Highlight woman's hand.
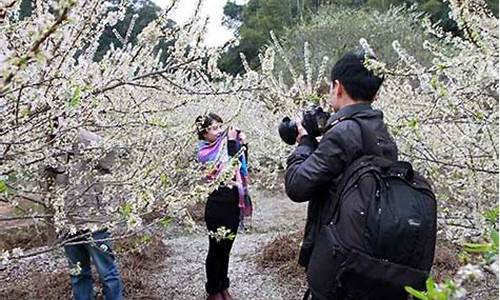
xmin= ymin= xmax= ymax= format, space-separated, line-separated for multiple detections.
xmin=238 ymin=131 xmax=247 ymax=144
xmin=228 ymin=126 xmax=238 ymax=140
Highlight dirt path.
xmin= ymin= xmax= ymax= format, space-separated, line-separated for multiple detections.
xmin=0 ymin=189 xmax=309 ymax=299
xmin=3 ymin=189 xmax=497 ymax=300
xmin=155 ymin=189 xmax=308 ymax=300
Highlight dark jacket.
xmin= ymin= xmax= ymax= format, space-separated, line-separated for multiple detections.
xmin=285 ymin=103 xmax=398 ymax=267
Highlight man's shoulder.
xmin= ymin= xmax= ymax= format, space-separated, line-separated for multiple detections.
xmin=324 ymin=118 xmax=362 ymax=139
xmin=317 ymin=119 xmax=364 ymax=154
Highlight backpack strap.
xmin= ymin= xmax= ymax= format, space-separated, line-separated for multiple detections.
xmin=326 ymin=115 xmax=382 ymax=157
xmin=326 ymin=158 xmax=380 ymax=225
xmin=323 ymin=114 xmax=384 ymax=225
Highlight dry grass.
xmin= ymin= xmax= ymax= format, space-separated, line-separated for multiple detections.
xmin=431 ymin=239 xmax=462 ymax=282
xmin=0 ymin=235 xmax=169 ymax=300
xmin=119 ymin=235 xmax=170 ymax=298
xmin=0 ymin=270 xmax=72 ymax=300
xmin=186 ymin=200 xmax=205 ymax=223
xmin=256 ymin=231 xmax=472 ymax=295
xmin=256 ymin=231 xmax=306 ymax=286
xmin=0 ymin=225 xmax=51 ymax=251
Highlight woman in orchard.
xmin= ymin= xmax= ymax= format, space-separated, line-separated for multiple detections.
xmin=195 ymin=113 xmax=252 ymax=300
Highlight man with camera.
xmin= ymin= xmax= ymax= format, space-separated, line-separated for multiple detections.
xmin=284 ymin=51 xmax=436 ymax=300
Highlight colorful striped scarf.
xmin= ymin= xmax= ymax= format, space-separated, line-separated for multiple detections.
xmin=197 ymin=133 xmax=252 ymax=225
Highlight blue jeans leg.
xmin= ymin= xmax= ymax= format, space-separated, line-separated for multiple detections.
xmin=88 ymin=230 xmax=123 ymax=300
xmin=64 ymin=242 xmax=94 ymax=300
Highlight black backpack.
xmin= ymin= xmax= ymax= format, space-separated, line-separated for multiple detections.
xmin=306 ymin=116 xmax=437 ymax=300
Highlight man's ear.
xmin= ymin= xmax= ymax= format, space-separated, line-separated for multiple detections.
xmin=335 ymin=80 xmax=344 ymax=97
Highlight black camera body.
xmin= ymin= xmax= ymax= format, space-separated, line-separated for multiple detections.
xmin=278 ymin=105 xmax=331 ymax=145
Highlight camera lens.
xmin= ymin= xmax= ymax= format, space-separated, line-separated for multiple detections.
xmin=278 ymin=117 xmax=298 ymax=145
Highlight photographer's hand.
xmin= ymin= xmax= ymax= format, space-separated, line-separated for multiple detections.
xmin=295 ymin=117 xmax=308 ymax=144
xmin=228 ymin=126 xmax=238 ymax=140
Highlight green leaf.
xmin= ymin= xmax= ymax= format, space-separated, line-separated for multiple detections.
xmin=0 ymin=180 xmax=7 ymax=193
xmin=473 ymin=111 xmax=485 ymax=121
xmin=437 ymin=293 xmax=447 ymax=300
xmin=69 ymin=86 xmax=81 ymax=108
xmin=458 ymin=251 xmax=471 ymax=264
xmin=159 ymin=216 xmax=173 ymax=228
xmin=436 ymin=63 xmax=447 ymax=70
xmin=425 ymin=277 xmax=436 ymax=295
xmin=490 ymin=229 xmax=499 ymax=250
xmin=227 ymin=233 xmax=236 ymax=241
xmin=160 ymin=174 xmax=169 ymax=188
xmin=430 ymin=75 xmax=438 ymax=89
xmin=391 ymin=126 xmax=401 ymax=136
xmin=139 ymin=234 xmax=152 ymax=245
xmin=483 ymin=207 xmax=499 ymax=225
xmin=17 ymin=56 xmax=29 ymax=66
xmin=405 ymin=286 xmax=428 ymax=300
xmin=464 ymin=242 xmax=492 ymax=253
xmin=120 ymin=203 xmax=132 ymax=218
xmin=408 ymin=118 xmax=419 ymax=130
xmin=20 ymin=105 xmax=32 ymax=117
xmin=442 ymin=279 xmax=457 ymax=298
xmin=438 ymin=87 xmax=448 ymax=97
xmin=149 ymin=117 xmax=168 ymax=128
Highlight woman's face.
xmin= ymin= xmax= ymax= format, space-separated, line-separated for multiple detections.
xmin=203 ymin=121 xmax=223 ymax=143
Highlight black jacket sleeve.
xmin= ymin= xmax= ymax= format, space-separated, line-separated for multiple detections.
xmin=227 ymin=140 xmax=239 ymax=157
xmin=285 ymin=120 xmax=362 ymax=203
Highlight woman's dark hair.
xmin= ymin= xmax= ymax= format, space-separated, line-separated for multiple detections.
xmin=330 ymin=51 xmax=384 ymax=102
xmin=195 ymin=113 xmax=223 ymax=140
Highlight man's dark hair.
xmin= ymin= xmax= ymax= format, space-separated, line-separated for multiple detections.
xmin=330 ymin=51 xmax=384 ymax=102
xmin=195 ymin=112 xmax=223 ymax=140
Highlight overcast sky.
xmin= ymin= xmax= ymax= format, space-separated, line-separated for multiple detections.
xmin=151 ymin=0 xmax=243 ymax=47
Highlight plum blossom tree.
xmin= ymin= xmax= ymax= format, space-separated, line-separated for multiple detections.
xmin=0 ymin=0 xmax=276 ymax=262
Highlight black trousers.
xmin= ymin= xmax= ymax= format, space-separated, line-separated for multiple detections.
xmin=205 ymin=187 xmax=240 ymax=295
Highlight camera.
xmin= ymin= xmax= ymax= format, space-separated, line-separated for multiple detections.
xmin=278 ymin=105 xmax=331 ymax=145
